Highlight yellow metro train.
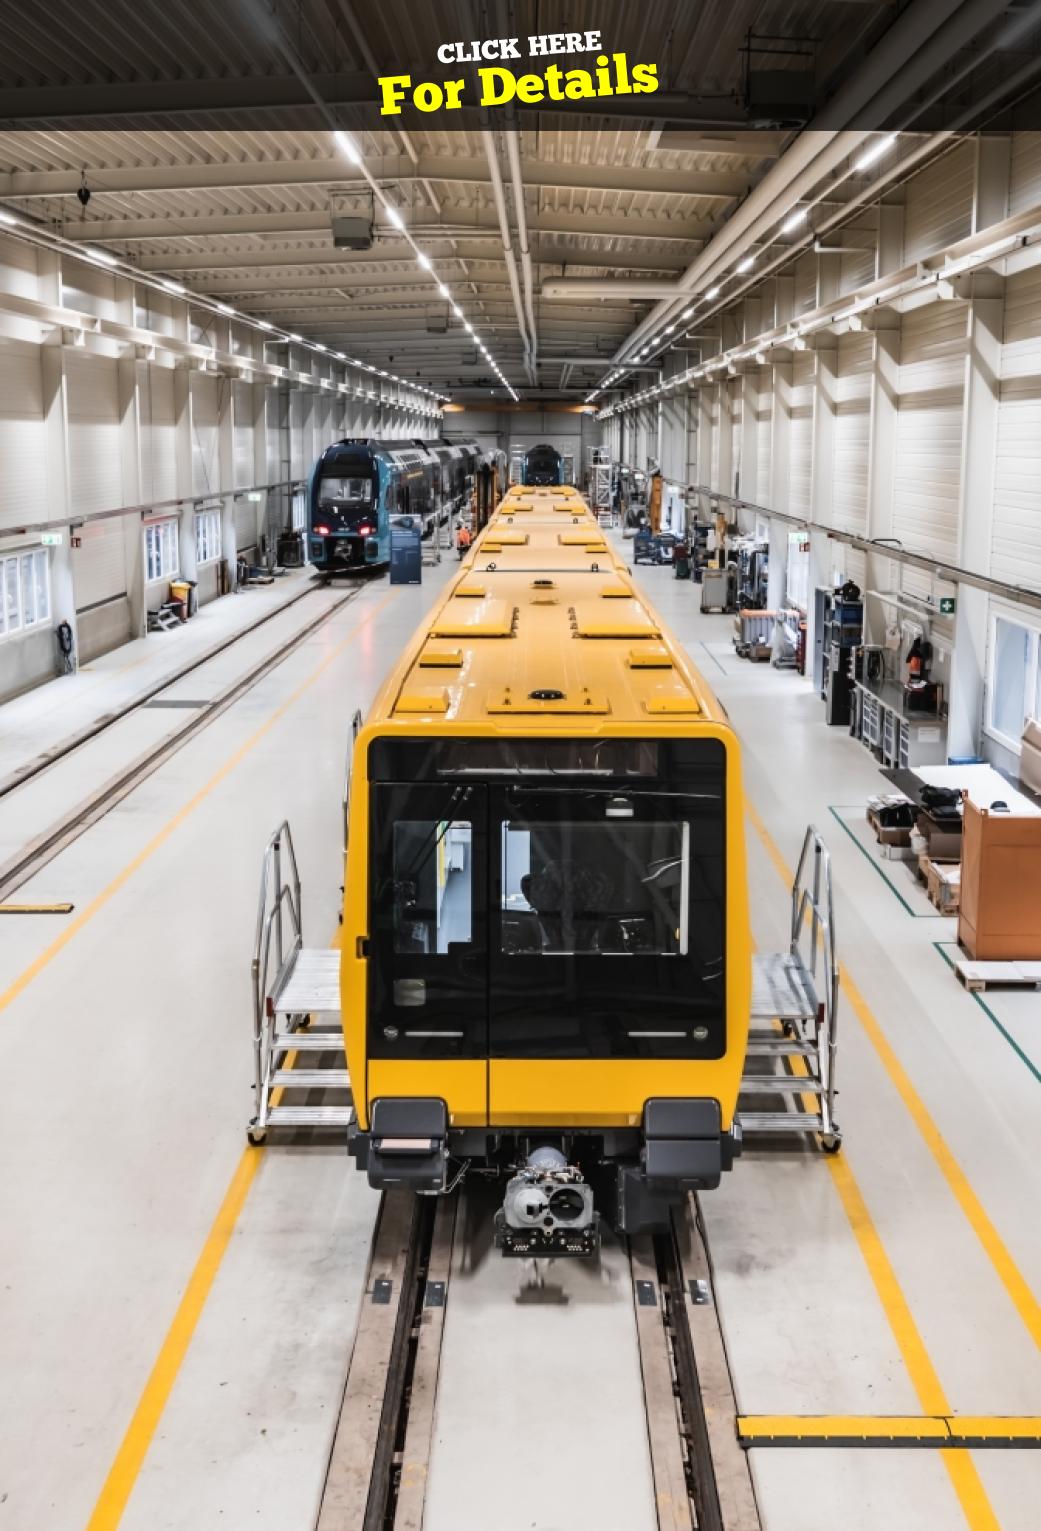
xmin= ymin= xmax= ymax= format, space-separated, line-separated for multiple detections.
xmin=341 ymin=483 xmax=750 ymax=1253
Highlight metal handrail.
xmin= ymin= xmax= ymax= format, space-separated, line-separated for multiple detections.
xmin=789 ymin=825 xmax=840 ymax=1138
xmin=250 ymin=821 xmax=303 ymax=1118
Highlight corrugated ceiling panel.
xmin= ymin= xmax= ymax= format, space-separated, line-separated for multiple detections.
xmin=994 ymin=265 xmax=1041 ymax=588
xmin=832 ymin=332 xmax=873 ymax=535
xmin=903 ymin=143 xmax=975 ymax=263
xmin=789 ymin=353 xmax=814 ymax=517
xmin=66 ymin=351 xmax=121 ymax=517
xmin=892 ymin=302 xmax=966 ymax=574
xmin=0 ymin=343 xmax=44 ymax=530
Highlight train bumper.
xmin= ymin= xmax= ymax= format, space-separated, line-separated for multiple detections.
xmin=309 ymin=534 xmax=381 ymax=567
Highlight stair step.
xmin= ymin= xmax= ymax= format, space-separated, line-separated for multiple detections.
xmin=738 ymin=1110 xmax=825 ymax=1134
xmin=271 ymin=947 xmax=342 ymax=1017
xmin=746 ymin=1040 xmax=817 ymax=1058
xmin=266 ymin=1105 xmax=355 ymax=1128
xmin=273 ymin=1031 xmax=345 ymax=1052
xmin=739 ymin=1074 xmax=822 ymax=1096
xmin=272 ymin=1068 xmax=350 ymax=1090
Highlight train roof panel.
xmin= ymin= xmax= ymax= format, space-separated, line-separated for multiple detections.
xmin=364 ymin=485 xmax=728 ymax=734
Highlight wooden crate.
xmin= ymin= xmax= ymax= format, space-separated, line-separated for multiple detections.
xmin=921 ymin=856 xmax=960 ymax=914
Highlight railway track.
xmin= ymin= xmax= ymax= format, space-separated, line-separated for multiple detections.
xmin=316 ymin=1187 xmax=761 ymax=1531
xmin=0 ymin=580 xmax=362 ymax=906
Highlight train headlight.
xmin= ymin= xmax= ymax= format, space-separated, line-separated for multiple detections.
xmin=315 ymin=523 xmax=331 ymax=535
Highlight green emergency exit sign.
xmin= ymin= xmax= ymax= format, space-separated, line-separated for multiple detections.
xmin=939 ymin=596 xmax=956 ymax=615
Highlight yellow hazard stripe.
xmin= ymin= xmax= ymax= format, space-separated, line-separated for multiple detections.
xmin=739 ymin=1415 xmax=1041 ymax=1446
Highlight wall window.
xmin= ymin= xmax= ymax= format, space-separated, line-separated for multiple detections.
xmin=0 ymin=548 xmax=50 ymax=640
xmin=145 ymin=520 xmax=179 ymax=583
xmin=195 ymin=509 xmax=222 ymax=565
xmin=987 ymin=613 xmax=1041 ymax=752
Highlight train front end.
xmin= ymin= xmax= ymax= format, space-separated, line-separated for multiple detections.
xmin=308 ymin=442 xmax=385 ymax=572
xmin=342 ymin=726 xmax=750 ymax=1252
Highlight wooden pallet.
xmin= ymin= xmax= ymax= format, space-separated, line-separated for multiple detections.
xmin=955 ymin=960 xmax=1041 ymax=992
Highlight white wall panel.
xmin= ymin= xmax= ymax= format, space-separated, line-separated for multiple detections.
xmin=794 ymin=253 xmax=817 ymax=316
xmin=789 ymin=353 xmax=814 ymax=517
xmin=140 ymin=364 xmax=176 ymax=505
xmin=1010 ymin=131 xmax=1041 ymax=216
xmin=892 ymin=302 xmax=966 ymax=573
xmin=0 ymin=343 xmax=45 ymax=528
xmin=73 ymin=518 xmax=127 ymax=610
xmin=832 ymin=332 xmax=873 ymax=534
xmin=755 ymin=389 xmax=772 ymax=505
xmin=708 ymin=389 xmax=720 ymax=485
xmin=61 ymin=262 xmax=119 ymax=321
xmin=66 ymin=352 xmax=121 ymax=516
xmin=232 ymin=380 xmax=254 ymax=488
xmin=839 ymin=244 xmax=876 ymax=296
xmin=191 ymin=373 xmax=221 ymax=496
xmin=994 ymin=264 xmax=1041 ymax=587
xmin=0 ymin=232 xmax=39 ymax=300
xmin=729 ymin=385 xmax=742 ymax=497
xmin=903 ymin=143 xmax=974 ymax=262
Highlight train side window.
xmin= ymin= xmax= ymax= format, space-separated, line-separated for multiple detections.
xmin=392 ymin=820 xmax=472 ymax=954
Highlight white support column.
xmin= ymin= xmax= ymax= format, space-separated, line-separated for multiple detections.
xmin=805 ymin=340 xmax=837 ymax=667
xmin=173 ymin=366 xmax=197 ymax=588
xmin=118 ymin=354 xmax=145 ymax=638
xmin=949 ymin=133 xmax=1011 ymax=759
xmin=40 ymin=344 xmax=77 ymax=666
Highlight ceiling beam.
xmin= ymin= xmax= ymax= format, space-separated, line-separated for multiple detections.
xmin=61 ymin=205 xmax=710 ymax=245
xmin=0 ymin=154 xmax=752 ymax=202
xmin=141 ymin=244 xmax=692 ymax=278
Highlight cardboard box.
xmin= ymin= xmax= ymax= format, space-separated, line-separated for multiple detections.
xmin=958 ymin=798 xmax=1041 ymax=959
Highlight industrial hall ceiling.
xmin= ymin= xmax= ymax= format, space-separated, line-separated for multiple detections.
xmin=0 ymin=0 xmax=1040 ymax=401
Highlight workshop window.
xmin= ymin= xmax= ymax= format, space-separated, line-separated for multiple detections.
xmin=0 ymin=548 xmax=50 ymax=639
xmin=987 ymin=613 xmax=1041 ymax=752
xmin=195 ymin=509 xmax=222 ymax=565
xmin=145 ymin=520 xmax=179 ymax=583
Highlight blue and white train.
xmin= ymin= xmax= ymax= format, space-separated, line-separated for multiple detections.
xmin=307 ymin=437 xmax=492 ymax=574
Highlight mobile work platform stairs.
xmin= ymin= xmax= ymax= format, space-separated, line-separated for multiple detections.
xmin=247 ymin=820 xmax=352 ymax=1144
xmin=739 ymin=826 xmax=841 ymax=1150
xmin=247 ymin=822 xmax=841 ymax=1154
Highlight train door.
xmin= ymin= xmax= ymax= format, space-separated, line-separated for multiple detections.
xmin=366 ymin=781 xmax=489 ymax=1120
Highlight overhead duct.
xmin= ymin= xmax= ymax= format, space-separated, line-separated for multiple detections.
xmin=505 ymin=131 xmax=538 ymax=384
xmin=543 ymin=279 xmax=689 ymax=300
xmin=611 ymin=0 xmax=1019 ymax=368
xmin=482 ymin=129 xmax=534 ymax=387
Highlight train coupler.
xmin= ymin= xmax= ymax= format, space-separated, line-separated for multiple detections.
xmin=494 ymin=1147 xmax=600 ymax=1257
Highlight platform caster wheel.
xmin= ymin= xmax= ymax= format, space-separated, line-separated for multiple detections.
xmin=247 ymin=1125 xmax=267 ymax=1147
xmin=820 ymin=1134 xmax=842 ymax=1154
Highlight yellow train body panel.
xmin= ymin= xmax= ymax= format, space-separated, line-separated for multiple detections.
xmin=341 ymin=483 xmax=747 ymax=1237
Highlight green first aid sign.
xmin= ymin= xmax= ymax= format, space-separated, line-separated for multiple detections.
xmin=939 ymin=596 xmax=956 ymax=615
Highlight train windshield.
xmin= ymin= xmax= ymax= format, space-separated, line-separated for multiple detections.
xmin=318 ymin=475 xmax=372 ymax=506
xmin=501 ymin=817 xmax=689 ymax=956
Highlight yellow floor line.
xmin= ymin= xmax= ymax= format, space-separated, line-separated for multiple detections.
xmin=85 ymin=1149 xmax=262 ymax=1531
xmin=0 ymin=589 xmax=394 ymax=1023
xmin=748 ymin=799 xmax=1041 ymax=1352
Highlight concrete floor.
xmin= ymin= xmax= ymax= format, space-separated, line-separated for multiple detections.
xmin=0 ymin=542 xmax=1039 ymax=1530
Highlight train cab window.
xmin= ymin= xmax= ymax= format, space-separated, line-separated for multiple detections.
xmin=319 ymin=476 xmax=372 ymax=506
xmin=392 ymin=820 xmax=473 ymax=954
xmin=501 ymin=817 xmax=689 ymax=957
